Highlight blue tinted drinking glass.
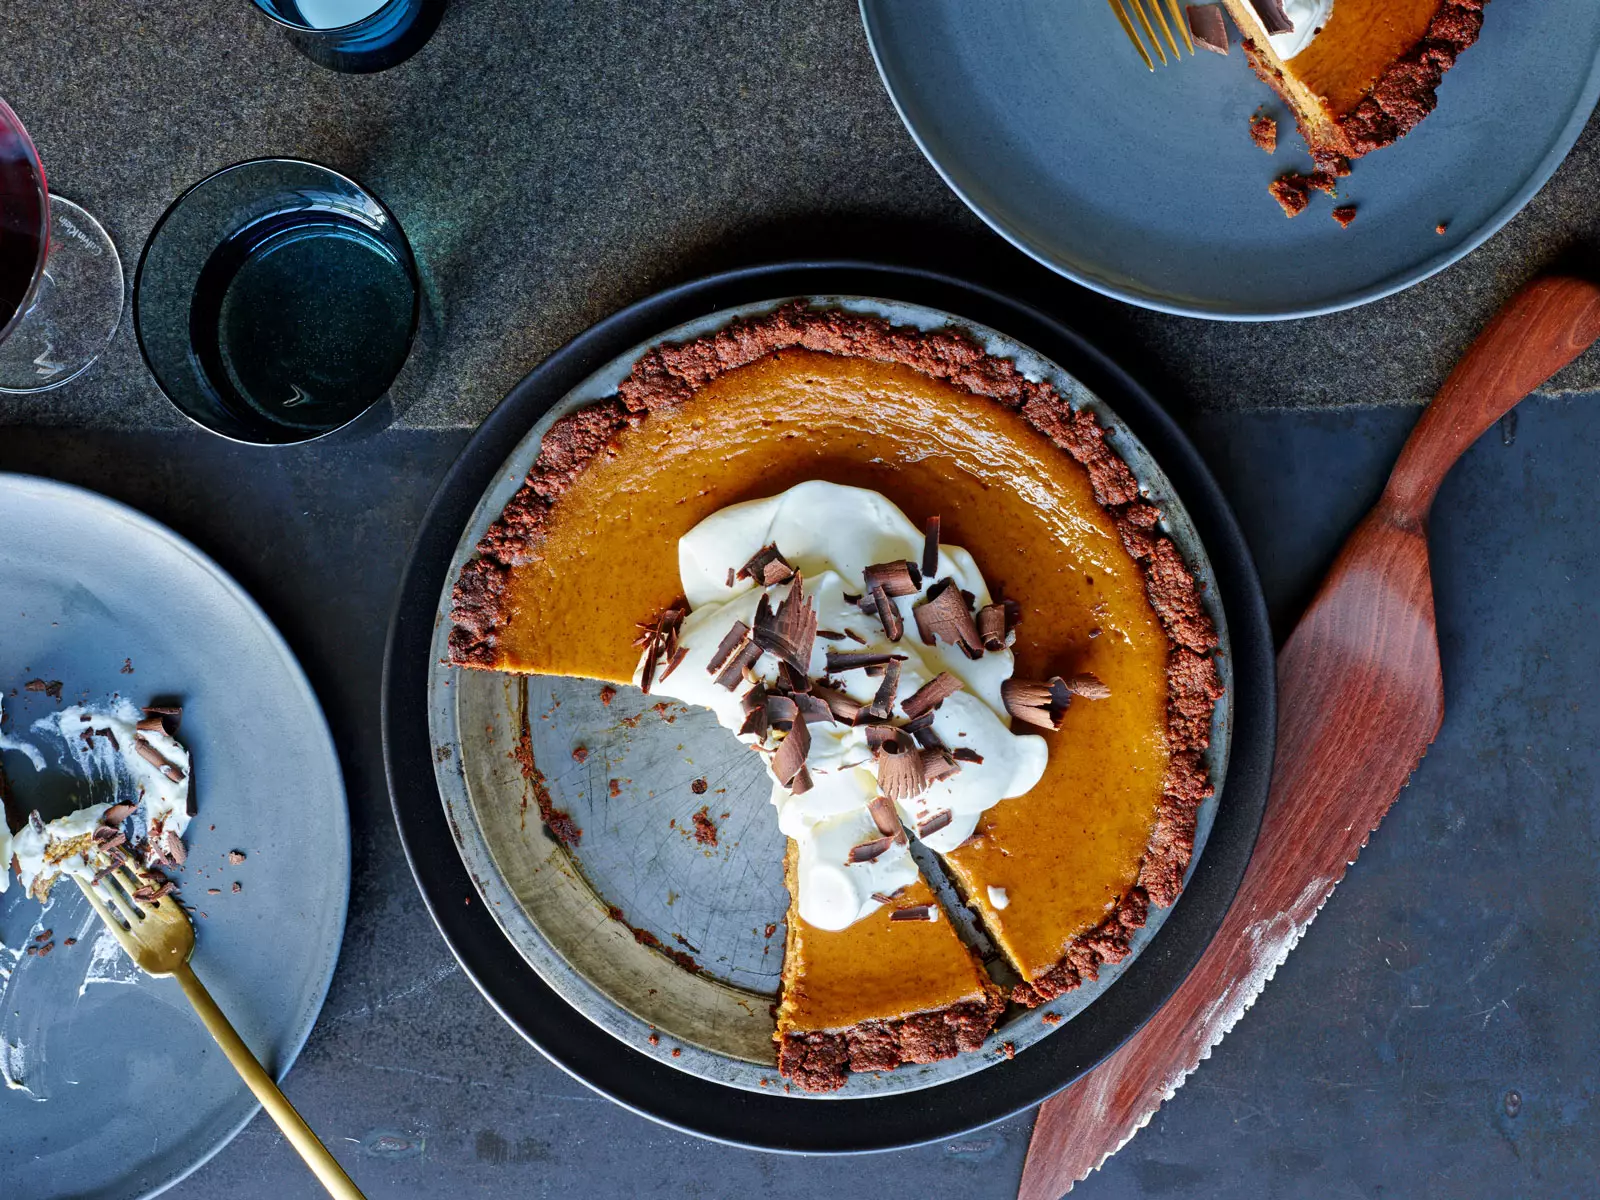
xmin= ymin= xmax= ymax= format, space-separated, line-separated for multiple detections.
xmin=134 ymin=158 xmax=420 ymax=446
xmin=250 ymin=0 xmax=447 ymax=74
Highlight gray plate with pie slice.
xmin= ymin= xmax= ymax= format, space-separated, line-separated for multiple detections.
xmin=0 ymin=475 xmax=350 ymax=1199
xmin=424 ymin=294 xmax=1233 ymax=1098
xmin=861 ymin=0 xmax=1600 ymax=318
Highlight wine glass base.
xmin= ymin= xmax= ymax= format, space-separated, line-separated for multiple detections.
xmin=0 ymin=196 xmax=124 ymax=394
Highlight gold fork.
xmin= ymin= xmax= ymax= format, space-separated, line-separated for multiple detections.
xmin=76 ymin=867 xmax=365 ymax=1200
xmin=1108 ymin=0 xmax=1194 ymax=70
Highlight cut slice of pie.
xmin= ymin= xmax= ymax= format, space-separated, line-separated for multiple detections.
xmin=1219 ymin=0 xmax=1486 ymax=166
xmin=449 ymin=303 xmax=1223 ymax=1088
xmin=776 ymin=845 xmax=1003 ymax=1092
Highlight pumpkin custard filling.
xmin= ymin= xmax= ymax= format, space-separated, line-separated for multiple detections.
xmin=449 ymin=304 xmax=1223 ymax=1091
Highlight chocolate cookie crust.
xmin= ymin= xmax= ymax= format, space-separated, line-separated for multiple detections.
xmin=448 ymin=301 xmax=1224 ymax=1079
xmin=1240 ymin=0 xmax=1486 ymax=162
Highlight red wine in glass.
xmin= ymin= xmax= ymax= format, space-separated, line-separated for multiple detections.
xmin=0 ymin=99 xmax=48 ymax=343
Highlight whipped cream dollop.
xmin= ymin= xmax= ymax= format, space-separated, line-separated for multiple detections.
xmin=642 ymin=481 xmax=1047 ymax=932
xmin=1243 ymin=0 xmax=1332 ymax=60
xmin=2 ymin=698 xmax=193 ymax=900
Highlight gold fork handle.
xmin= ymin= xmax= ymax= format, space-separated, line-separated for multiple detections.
xmin=174 ymin=962 xmax=366 ymax=1200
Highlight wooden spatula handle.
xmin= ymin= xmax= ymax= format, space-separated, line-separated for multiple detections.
xmin=1383 ymin=275 xmax=1600 ymax=524
xmin=174 ymin=963 xmax=367 ymax=1200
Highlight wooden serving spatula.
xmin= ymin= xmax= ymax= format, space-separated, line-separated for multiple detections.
xmin=1019 ymin=275 xmax=1600 ymax=1200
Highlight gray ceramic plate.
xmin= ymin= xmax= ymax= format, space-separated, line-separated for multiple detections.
xmin=0 ymin=476 xmax=349 ymax=1199
xmin=862 ymin=0 xmax=1600 ymax=319
xmin=427 ymin=295 xmax=1232 ymax=1098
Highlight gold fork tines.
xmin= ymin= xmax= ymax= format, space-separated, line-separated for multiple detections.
xmin=1109 ymin=0 xmax=1195 ymax=70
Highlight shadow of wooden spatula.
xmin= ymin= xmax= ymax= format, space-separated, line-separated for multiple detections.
xmin=1018 ymin=274 xmax=1600 ymax=1199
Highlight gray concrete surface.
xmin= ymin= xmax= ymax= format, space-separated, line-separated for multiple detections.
xmin=1 ymin=0 xmax=1600 ymax=435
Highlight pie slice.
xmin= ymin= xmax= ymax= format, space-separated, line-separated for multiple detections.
xmin=776 ymin=845 xmax=1003 ymax=1092
xmin=1219 ymin=0 xmax=1486 ymax=166
xmin=449 ymin=303 xmax=1223 ymax=1088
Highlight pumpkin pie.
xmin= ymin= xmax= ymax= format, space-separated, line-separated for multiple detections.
xmin=1221 ymin=0 xmax=1486 ymax=167
xmin=449 ymin=303 xmax=1223 ymax=1089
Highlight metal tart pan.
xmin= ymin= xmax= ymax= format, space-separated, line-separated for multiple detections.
xmin=384 ymin=261 xmax=1275 ymax=1150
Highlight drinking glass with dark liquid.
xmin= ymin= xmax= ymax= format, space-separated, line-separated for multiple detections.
xmin=0 ymin=98 xmax=126 ymax=394
xmin=134 ymin=158 xmax=420 ymax=445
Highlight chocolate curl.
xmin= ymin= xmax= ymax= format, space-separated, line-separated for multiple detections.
xmin=738 ymin=544 xmax=794 ymax=586
xmin=921 ymin=516 xmax=940 ymax=579
xmin=977 ymin=604 xmax=1008 ymax=652
xmin=867 ymin=795 xmax=906 ymax=842
xmin=862 ymin=560 xmax=920 ymax=598
xmin=917 ymin=809 xmax=953 ymax=837
xmin=1001 ymin=676 xmax=1074 ymax=731
xmin=772 ymin=718 xmax=811 ymax=789
xmin=890 ymin=904 xmax=937 ymax=922
xmin=913 ymin=580 xmax=984 ymax=659
xmin=866 ymin=584 xmax=904 ymax=643
xmin=900 ymin=671 xmax=963 ymax=721
xmin=875 ymin=735 xmax=926 ymax=801
xmin=848 ymin=836 xmax=894 ymax=864
xmin=1064 ymin=672 xmax=1112 ymax=700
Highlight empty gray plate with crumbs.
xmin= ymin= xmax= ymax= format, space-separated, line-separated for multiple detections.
xmin=0 ymin=475 xmax=350 ymax=1199
xmin=426 ymin=296 xmax=1233 ymax=1097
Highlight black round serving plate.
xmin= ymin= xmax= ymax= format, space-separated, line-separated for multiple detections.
xmin=382 ymin=261 xmax=1275 ymax=1152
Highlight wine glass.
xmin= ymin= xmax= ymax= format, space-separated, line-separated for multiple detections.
xmin=0 ymin=98 xmax=125 ymax=394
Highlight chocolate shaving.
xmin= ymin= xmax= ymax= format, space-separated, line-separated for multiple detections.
xmin=867 ymin=795 xmax=904 ymax=840
xmin=816 ymin=629 xmax=847 ymax=641
xmin=165 ymin=831 xmax=187 ymax=865
xmin=737 ymin=704 xmax=770 ymax=740
xmin=900 ymin=672 xmax=964 ymax=721
xmin=792 ymin=693 xmax=835 ymax=724
xmin=772 ymin=719 xmax=811 ymax=788
xmin=903 ymin=709 xmax=944 ymax=750
xmin=1248 ymin=0 xmax=1293 ymax=35
xmin=776 ymin=661 xmax=811 ymax=694
xmin=844 ymin=628 xmax=867 ymax=645
xmin=977 ymin=604 xmax=1008 ymax=652
xmin=636 ymin=608 xmax=684 ymax=695
xmin=659 ymin=644 xmax=689 ymax=681
xmin=864 ymin=723 xmax=896 ymax=751
xmin=862 ymin=560 xmax=920 ymax=598
xmin=875 ymin=735 xmax=926 ymax=801
xmin=133 ymin=735 xmax=187 ymax=783
xmin=848 ymin=836 xmax=894 ymax=864
xmin=715 ymin=639 xmax=762 ymax=690
xmin=1064 ymin=672 xmax=1112 ymax=700
xmin=920 ymin=749 xmax=960 ymax=783
xmin=917 ymin=809 xmax=953 ymax=837
xmin=1002 ymin=676 xmax=1074 ymax=730
xmin=789 ymin=765 xmax=814 ymax=795
xmin=890 ymin=904 xmax=936 ymax=922
xmin=863 ymin=659 xmax=901 ymax=722
xmin=866 ymin=584 xmax=904 ymax=643
xmin=913 ymin=580 xmax=984 ymax=659
xmin=725 ymin=567 xmax=736 ymax=589
xmin=871 ymin=888 xmax=906 ymax=905
xmin=1187 ymin=3 xmax=1229 ymax=54
xmin=825 ymin=649 xmax=905 ymax=673
xmin=707 ymin=620 xmax=751 ymax=676
xmin=764 ymin=693 xmax=799 ymax=731
xmin=809 ymin=682 xmax=863 ymax=724
xmin=921 ymin=516 xmax=940 ymax=579
xmin=952 ymin=747 xmax=984 ymax=765
xmin=738 ymin=544 xmax=794 ymax=586
xmin=751 ymin=575 xmax=818 ymax=675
